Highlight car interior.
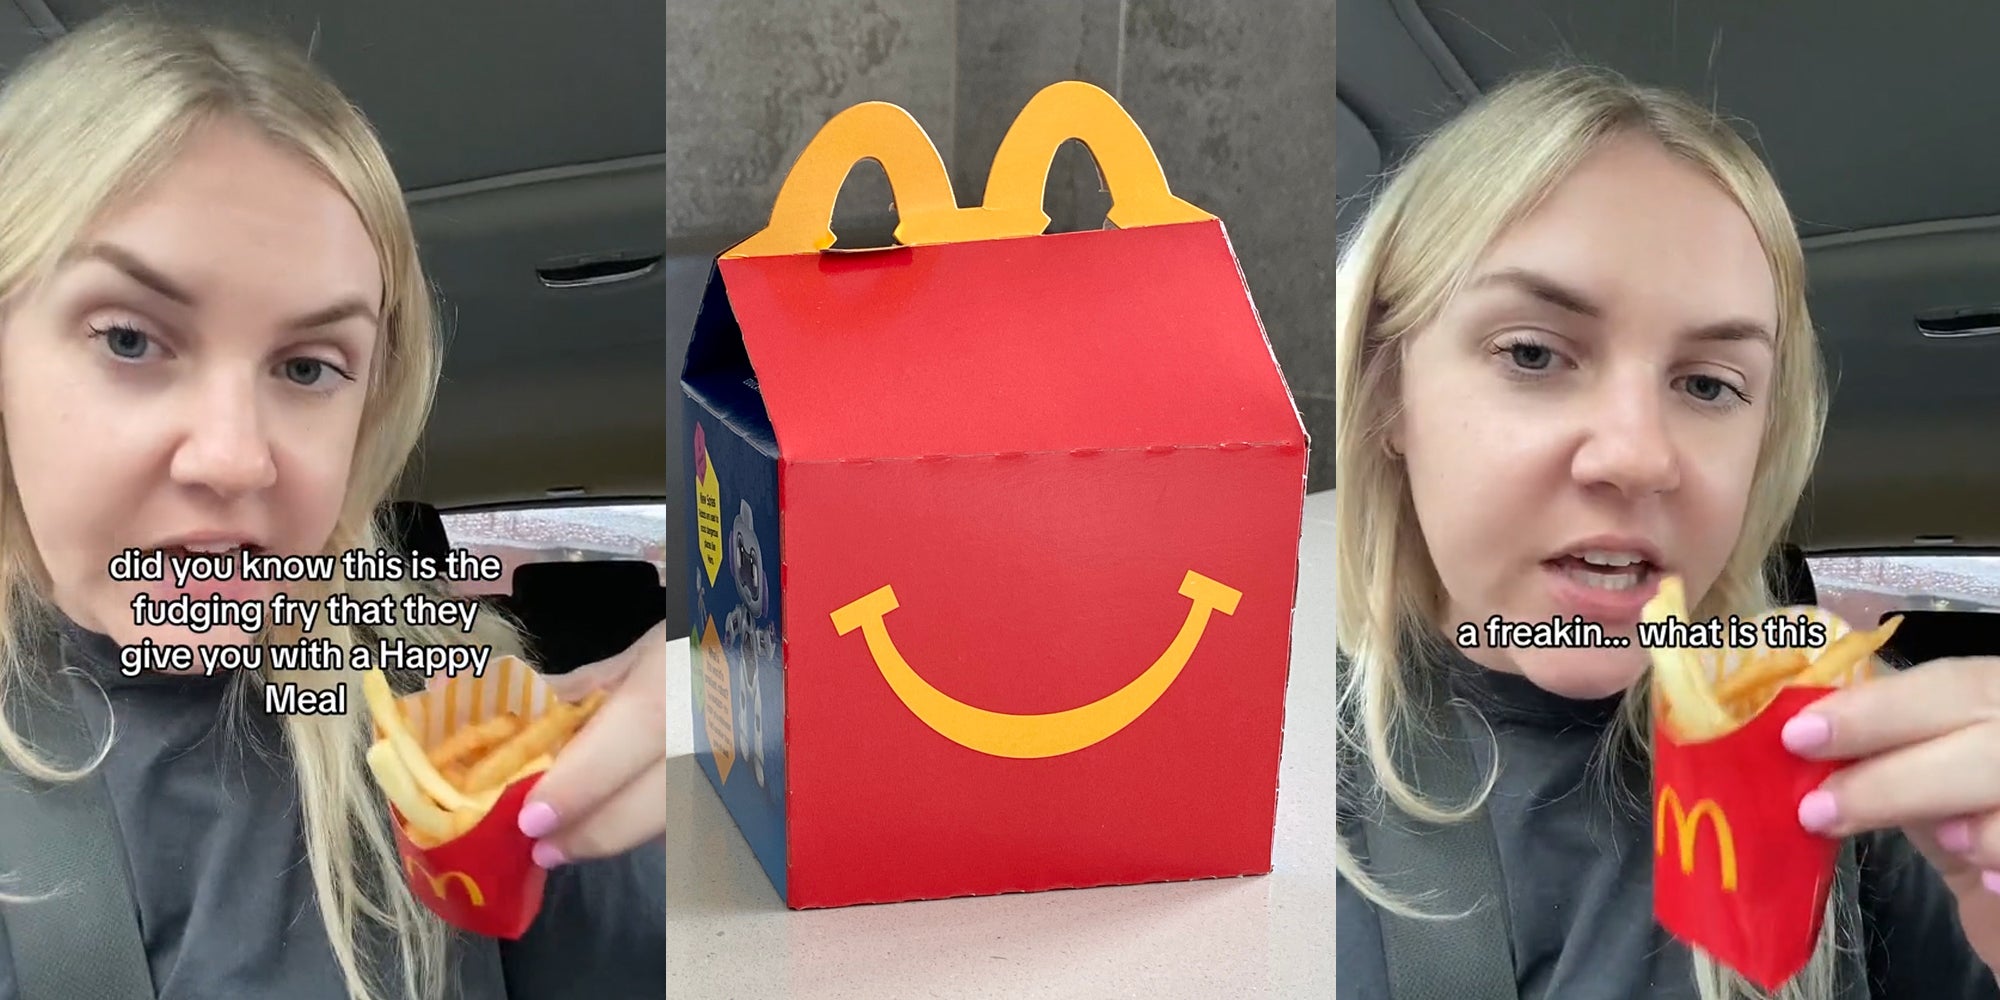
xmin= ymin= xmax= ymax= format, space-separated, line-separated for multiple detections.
xmin=1338 ymin=0 xmax=2000 ymax=665
xmin=0 ymin=1 xmax=670 ymax=668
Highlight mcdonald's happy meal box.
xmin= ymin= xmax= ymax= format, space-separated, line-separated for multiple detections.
xmin=681 ymin=81 xmax=1309 ymax=908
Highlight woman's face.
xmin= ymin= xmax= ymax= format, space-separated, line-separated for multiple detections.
xmin=0 ymin=118 xmax=382 ymax=649
xmin=1393 ymin=134 xmax=1779 ymax=699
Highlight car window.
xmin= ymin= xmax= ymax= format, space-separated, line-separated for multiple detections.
xmin=1806 ymin=553 xmax=2000 ymax=626
xmin=439 ymin=502 xmax=667 ymax=596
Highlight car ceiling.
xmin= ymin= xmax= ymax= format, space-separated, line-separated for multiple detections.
xmin=0 ymin=0 xmax=667 ymax=509
xmin=1338 ymin=0 xmax=2000 ymax=550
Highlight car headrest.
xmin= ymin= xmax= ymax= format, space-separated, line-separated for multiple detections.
xmin=1876 ymin=610 xmax=2000 ymax=668
xmin=512 ymin=560 xmax=661 ymax=602
xmin=1767 ymin=543 xmax=1816 ymax=606
xmin=507 ymin=560 xmax=665 ymax=673
xmin=380 ymin=501 xmax=450 ymax=563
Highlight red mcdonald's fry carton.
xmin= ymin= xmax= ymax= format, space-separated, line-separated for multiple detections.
xmin=373 ymin=655 xmax=574 ymax=939
xmin=1651 ymin=602 xmax=1895 ymax=991
xmin=680 ymin=81 xmax=1308 ymax=908
xmin=389 ymin=776 xmax=545 ymax=940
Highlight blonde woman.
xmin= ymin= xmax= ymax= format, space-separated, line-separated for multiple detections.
xmin=1337 ymin=67 xmax=2000 ymax=999
xmin=0 ymin=11 xmax=665 ymax=1000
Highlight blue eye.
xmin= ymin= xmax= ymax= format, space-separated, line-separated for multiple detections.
xmin=279 ymin=356 xmax=355 ymax=388
xmin=1674 ymin=373 xmax=1750 ymax=409
xmin=1685 ymin=375 xmax=1725 ymax=401
xmin=1489 ymin=334 xmax=1569 ymax=377
xmin=1506 ymin=342 xmax=1554 ymax=370
xmin=91 ymin=323 xmax=153 ymax=360
xmin=284 ymin=358 xmax=326 ymax=385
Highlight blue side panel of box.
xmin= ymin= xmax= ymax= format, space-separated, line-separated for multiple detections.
xmin=681 ymin=263 xmax=788 ymax=902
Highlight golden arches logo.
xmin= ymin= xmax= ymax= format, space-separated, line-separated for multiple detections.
xmin=1655 ymin=786 xmax=1738 ymax=892
xmin=405 ymin=857 xmax=486 ymax=908
xmin=829 ymin=571 xmax=1241 ymax=759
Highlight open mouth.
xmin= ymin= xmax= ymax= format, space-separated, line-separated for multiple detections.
xmin=1545 ymin=550 xmax=1658 ymax=593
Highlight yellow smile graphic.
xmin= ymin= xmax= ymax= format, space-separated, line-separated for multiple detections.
xmin=829 ymin=571 xmax=1242 ymax=758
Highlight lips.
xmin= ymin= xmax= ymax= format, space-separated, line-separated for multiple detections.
xmin=147 ymin=575 xmax=269 ymax=606
xmin=1547 ymin=554 xmax=1656 ymax=593
xmin=1540 ymin=539 xmax=1669 ymax=624
xmin=134 ymin=539 xmax=274 ymax=607
xmin=153 ymin=539 xmax=267 ymax=558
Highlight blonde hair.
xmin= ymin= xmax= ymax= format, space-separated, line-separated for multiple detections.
xmin=0 ymin=10 xmax=525 ymax=1000
xmin=1334 ymin=67 xmax=1842 ymax=999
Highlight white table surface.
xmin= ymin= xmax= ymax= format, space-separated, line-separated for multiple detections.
xmin=667 ymin=490 xmax=1334 ymax=999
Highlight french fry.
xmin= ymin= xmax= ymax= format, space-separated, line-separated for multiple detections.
xmin=367 ymin=666 xmax=605 ymax=853
xmin=428 ymin=712 xmax=523 ymax=771
xmin=449 ymin=808 xmax=484 ymax=839
xmin=1716 ymin=649 xmax=1811 ymax=721
xmin=1793 ymin=616 xmax=1902 ymax=687
xmin=1648 ymin=575 xmax=1904 ymax=743
xmin=462 ymin=694 xmax=604 ymax=793
xmin=1713 ymin=649 xmax=1805 ymax=706
xmin=361 ymin=668 xmax=478 ymax=812
xmin=367 ymin=741 xmax=457 ymax=842
xmin=1644 ymin=577 xmax=1738 ymax=742
xmin=463 ymin=754 xmax=557 ymax=814
xmin=511 ymin=752 xmax=555 ymax=783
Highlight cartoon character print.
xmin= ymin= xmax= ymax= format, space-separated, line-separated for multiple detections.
xmin=694 ymin=564 xmax=708 ymax=642
xmin=724 ymin=500 xmax=776 ymax=791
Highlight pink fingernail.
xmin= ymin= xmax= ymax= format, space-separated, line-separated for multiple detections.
xmin=531 ymin=841 xmax=568 ymax=869
xmin=1797 ymin=790 xmax=1840 ymax=833
xmin=1782 ymin=713 xmax=1831 ymax=754
xmin=1983 ymin=870 xmax=2000 ymax=896
xmin=1940 ymin=820 xmax=1975 ymax=854
xmin=518 ymin=802 xmax=559 ymax=839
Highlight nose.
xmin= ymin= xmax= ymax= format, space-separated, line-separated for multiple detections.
xmin=1570 ymin=378 xmax=1681 ymax=497
xmin=169 ymin=373 xmax=278 ymax=497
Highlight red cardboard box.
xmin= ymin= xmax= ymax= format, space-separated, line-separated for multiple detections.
xmin=682 ymin=81 xmax=1308 ymax=908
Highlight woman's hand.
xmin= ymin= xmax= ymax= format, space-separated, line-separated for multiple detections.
xmin=513 ymin=622 xmax=667 ymax=868
xmin=1783 ymin=656 xmax=2000 ymax=967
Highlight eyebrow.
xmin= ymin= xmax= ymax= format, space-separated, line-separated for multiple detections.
xmin=65 ymin=241 xmax=380 ymax=330
xmin=1472 ymin=266 xmax=1603 ymax=318
xmin=1469 ymin=266 xmax=1773 ymax=345
xmin=1683 ymin=318 xmax=1774 ymax=345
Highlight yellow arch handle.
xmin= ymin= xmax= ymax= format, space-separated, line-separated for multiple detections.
xmin=961 ymin=80 xmax=1212 ymax=242
xmin=726 ymin=81 xmax=1214 ymax=260
xmin=829 ymin=571 xmax=1242 ymax=759
xmin=726 ymin=102 xmax=964 ymax=258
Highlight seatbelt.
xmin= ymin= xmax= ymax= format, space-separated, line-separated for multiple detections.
xmin=1351 ymin=661 xmax=1520 ymax=1000
xmin=1831 ymin=840 xmax=1868 ymax=1000
xmin=0 ymin=659 xmax=156 ymax=998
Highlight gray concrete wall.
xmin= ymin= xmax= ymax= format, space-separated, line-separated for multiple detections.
xmin=668 ymin=0 xmax=1337 ymax=489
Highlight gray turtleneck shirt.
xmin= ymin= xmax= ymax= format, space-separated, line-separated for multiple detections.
xmin=0 ymin=621 xmax=663 ymax=999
